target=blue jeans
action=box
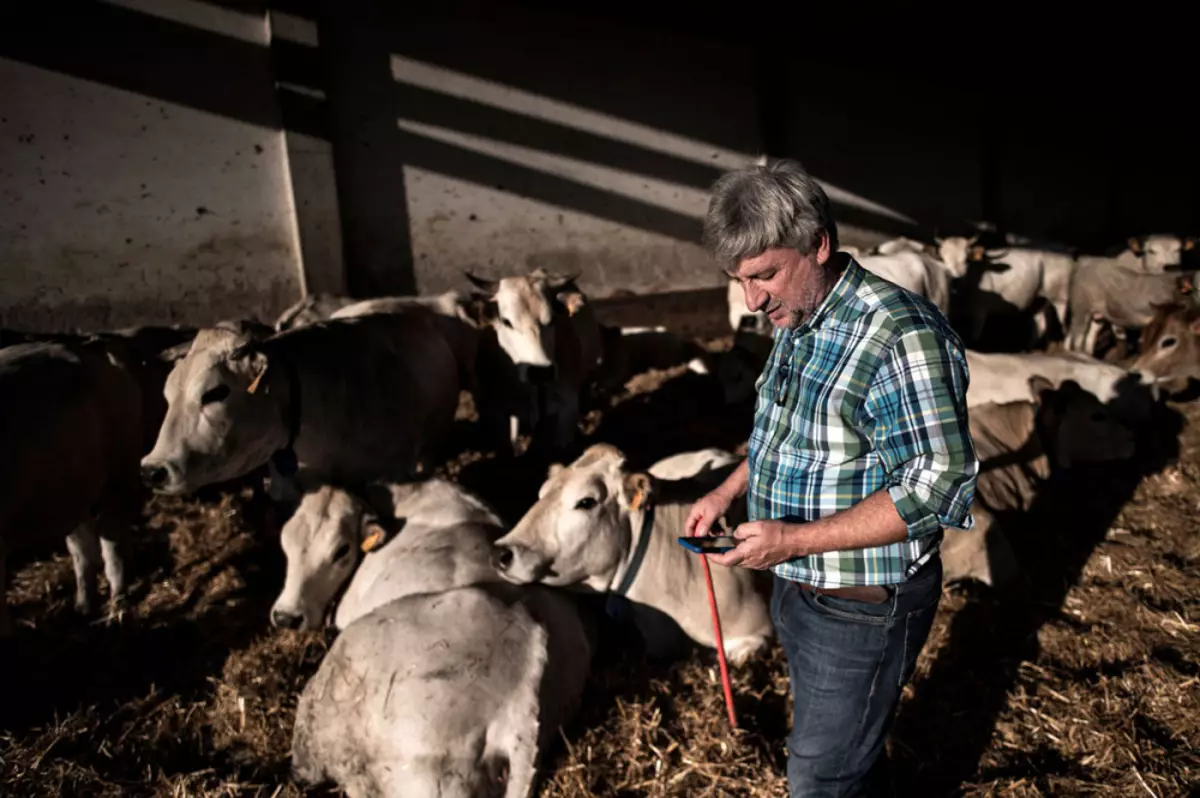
[771,556,943,797]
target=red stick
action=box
[700,554,738,728]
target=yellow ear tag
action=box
[360,526,385,553]
[247,368,265,395]
[1186,238,1197,251]
[629,489,646,512]
[565,294,584,317]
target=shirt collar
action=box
[792,255,864,337]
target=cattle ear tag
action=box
[360,521,387,553]
[562,293,584,317]
[1185,238,1196,251]
[246,363,268,394]
[629,489,646,511]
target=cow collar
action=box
[611,503,655,597]
[271,355,303,477]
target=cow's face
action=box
[467,271,580,381]
[1132,303,1200,385]
[1128,235,1190,273]
[934,235,977,279]
[1030,377,1136,467]
[492,444,647,591]
[140,329,284,495]
[271,486,391,631]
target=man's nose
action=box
[744,283,767,313]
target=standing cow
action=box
[141,310,459,499]
[0,341,144,636]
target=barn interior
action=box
[1,2,1197,797]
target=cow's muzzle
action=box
[271,608,305,630]
[140,461,181,492]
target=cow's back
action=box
[0,343,142,547]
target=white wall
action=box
[0,6,304,332]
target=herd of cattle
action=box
[2,230,1199,796]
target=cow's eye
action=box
[201,384,230,405]
[575,497,598,511]
[501,317,514,329]
[1160,336,1178,349]
[332,542,351,562]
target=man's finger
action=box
[732,522,759,540]
[707,549,742,567]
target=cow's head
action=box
[464,268,581,383]
[1126,234,1193,273]
[933,235,979,279]
[491,443,650,590]
[1029,376,1136,468]
[1131,302,1200,386]
[270,485,395,631]
[140,325,284,494]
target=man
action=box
[686,158,978,796]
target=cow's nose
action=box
[141,464,170,489]
[271,609,304,630]
[491,545,515,572]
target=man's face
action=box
[729,235,831,330]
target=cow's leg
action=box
[1065,309,1092,352]
[100,536,127,616]
[65,523,103,616]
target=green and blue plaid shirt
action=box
[748,257,978,588]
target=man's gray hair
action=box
[702,157,839,269]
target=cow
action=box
[1129,301,1200,390]
[465,269,603,456]
[491,443,772,665]
[1065,256,1196,354]
[872,236,930,256]
[935,237,1075,345]
[274,292,358,331]
[708,328,774,406]
[270,477,506,631]
[857,250,952,315]
[0,341,144,636]
[1120,234,1196,274]
[943,376,1138,588]
[291,582,593,798]
[964,349,1156,423]
[141,310,459,499]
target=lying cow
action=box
[492,443,772,665]
[271,477,505,630]
[936,237,1075,345]
[291,582,592,798]
[1065,255,1196,354]
[964,349,1156,423]
[0,341,144,635]
[466,268,603,455]
[141,310,459,498]
[944,376,1137,588]
[1129,301,1200,389]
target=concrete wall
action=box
[0,1,305,333]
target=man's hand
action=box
[708,520,807,570]
[684,488,735,539]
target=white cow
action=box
[936,237,1075,342]
[1120,234,1195,274]
[857,250,952,315]
[1066,256,1195,354]
[492,444,772,665]
[141,310,460,498]
[465,269,603,454]
[964,349,1156,423]
[270,477,506,631]
[291,582,593,798]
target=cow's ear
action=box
[968,244,985,261]
[230,345,270,394]
[1189,316,1200,337]
[623,472,653,512]
[547,462,565,481]
[1128,236,1143,254]
[360,517,391,553]
[1184,237,1197,251]
[557,291,586,318]
[1028,375,1056,408]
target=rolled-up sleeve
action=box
[864,326,979,539]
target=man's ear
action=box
[622,472,653,511]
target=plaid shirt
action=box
[747,257,978,588]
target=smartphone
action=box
[677,536,739,554]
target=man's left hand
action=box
[707,520,806,570]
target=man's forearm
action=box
[782,489,910,558]
[717,459,750,501]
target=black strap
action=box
[612,504,655,597]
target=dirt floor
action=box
[2,310,1198,797]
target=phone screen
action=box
[677,536,738,554]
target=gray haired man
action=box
[686,158,978,796]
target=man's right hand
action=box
[685,487,735,539]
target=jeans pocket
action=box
[805,587,893,626]
[898,602,938,687]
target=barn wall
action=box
[0,1,306,333]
